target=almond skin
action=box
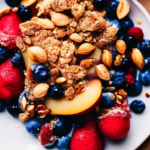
[96,64,110,81]
[101,50,113,68]
[117,0,130,20]
[131,48,145,70]
[51,13,70,26]
[77,43,96,55]
[116,40,126,54]
[21,0,36,6]
[70,33,83,43]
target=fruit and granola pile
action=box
[0,0,149,149]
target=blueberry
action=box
[118,57,131,70]
[143,57,150,70]
[127,80,142,96]
[0,100,6,112]
[10,53,23,66]
[18,91,27,113]
[26,118,42,134]
[100,92,116,108]
[7,99,19,117]
[0,46,9,63]
[105,18,122,37]
[120,17,134,33]
[30,64,37,71]
[94,0,107,10]
[33,64,50,82]
[52,116,72,137]
[130,100,145,114]
[111,71,126,89]
[18,5,32,21]
[72,115,86,128]
[139,70,150,86]
[5,0,21,7]
[48,84,64,100]
[44,140,58,149]
[138,39,150,56]
[57,136,71,150]
[106,1,119,18]
[123,35,137,50]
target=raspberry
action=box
[127,27,144,43]
[125,65,137,75]
[126,74,135,85]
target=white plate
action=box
[0,0,150,150]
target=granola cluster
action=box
[17,0,119,100]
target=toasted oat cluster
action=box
[17,0,119,101]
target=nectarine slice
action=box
[44,79,102,115]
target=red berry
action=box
[125,65,137,75]
[126,74,135,85]
[127,27,144,43]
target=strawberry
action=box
[70,116,104,150]
[0,60,24,100]
[38,123,54,146]
[127,27,144,43]
[98,99,131,140]
[0,9,22,50]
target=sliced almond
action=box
[19,112,31,122]
[21,97,28,111]
[33,83,49,98]
[101,50,113,68]
[31,17,55,29]
[116,40,126,54]
[26,105,35,117]
[21,0,37,6]
[132,48,144,70]
[96,64,110,81]
[26,67,34,81]
[70,33,83,43]
[77,43,95,55]
[28,46,47,63]
[56,77,66,84]
[0,8,11,18]
[117,0,130,20]
[51,13,70,26]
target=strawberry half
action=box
[70,116,104,150]
[98,99,131,140]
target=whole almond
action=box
[33,83,49,98]
[116,40,126,54]
[28,46,48,63]
[70,33,83,43]
[96,64,110,81]
[117,0,130,20]
[77,43,95,55]
[131,48,145,70]
[101,50,113,68]
[26,67,34,81]
[51,13,70,26]
[19,112,31,122]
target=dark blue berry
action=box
[130,100,145,114]
[0,46,9,63]
[120,17,134,33]
[72,115,86,128]
[143,57,150,70]
[0,100,6,112]
[7,99,19,117]
[52,116,72,137]
[48,84,64,100]
[26,118,42,134]
[94,0,107,10]
[106,1,119,18]
[100,92,116,108]
[5,0,21,7]
[111,71,126,89]
[18,5,32,21]
[117,57,131,70]
[30,64,37,71]
[123,35,137,50]
[57,136,71,150]
[10,53,23,66]
[44,140,58,149]
[33,64,50,82]
[127,80,142,96]
[139,70,150,86]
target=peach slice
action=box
[44,79,102,115]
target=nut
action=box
[70,33,83,43]
[19,112,31,122]
[114,54,122,66]
[132,48,144,70]
[20,96,28,111]
[117,0,130,20]
[116,95,123,104]
[0,8,11,18]
[33,83,49,98]
[101,50,113,68]
[56,77,66,84]
[37,104,51,118]
[13,7,18,13]
[26,105,35,117]
[21,0,36,6]
[51,13,70,26]
[118,89,127,98]
[77,43,95,55]
[26,67,34,81]
[80,59,96,69]
[28,46,48,63]
[96,64,110,81]
[104,87,115,91]
[116,40,126,54]
[31,17,55,29]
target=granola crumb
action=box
[65,87,75,100]
[137,20,142,25]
